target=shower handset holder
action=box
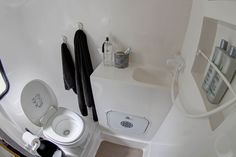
[166,55,185,72]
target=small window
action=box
[0,59,9,99]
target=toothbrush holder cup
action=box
[114,51,129,68]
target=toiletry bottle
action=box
[103,37,113,66]
[207,46,236,104]
[202,39,228,91]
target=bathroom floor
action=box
[95,141,143,157]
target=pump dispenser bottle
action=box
[202,39,228,91]
[207,46,236,104]
[102,37,113,66]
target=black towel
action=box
[74,29,98,121]
[61,43,77,93]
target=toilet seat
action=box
[43,108,84,144]
[21,80,86,145]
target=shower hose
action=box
[171,50,236,118]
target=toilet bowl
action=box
[20,80,88,148]
[43,107,88,147]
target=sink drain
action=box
[63,130,70,136]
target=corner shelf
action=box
[191,17,236,130]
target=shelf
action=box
[191,17,236,130]
[192,72,225,130]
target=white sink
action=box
[132,67,172,87]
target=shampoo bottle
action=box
[202,39,228,91]
[207,46,236,104]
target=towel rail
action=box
[171,50,236,118]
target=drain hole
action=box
[63,130,70,136]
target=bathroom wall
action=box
[0,2,42,132]
[18,0,193,67]
[177,0,236,156]
[181,0,236,128]
[1,0,235,157]
[0,0,193,132]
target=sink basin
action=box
[132,67,172,87]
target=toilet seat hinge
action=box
[39,106,57,125]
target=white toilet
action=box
[20,80,88,150]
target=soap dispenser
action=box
[202,39,228,91]
[102,37,113,66]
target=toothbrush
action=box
[124,48,131,54]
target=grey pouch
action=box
[114,51,129,68]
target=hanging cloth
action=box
[61,42,77,94]
[74,29,98,121]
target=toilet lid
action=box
[21,80,58,127]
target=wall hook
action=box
[78,22,83,30]
[62,35,67,43]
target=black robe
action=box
[74,29,98,121]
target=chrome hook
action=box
[78,22,83,30]
[62,35,67,43]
